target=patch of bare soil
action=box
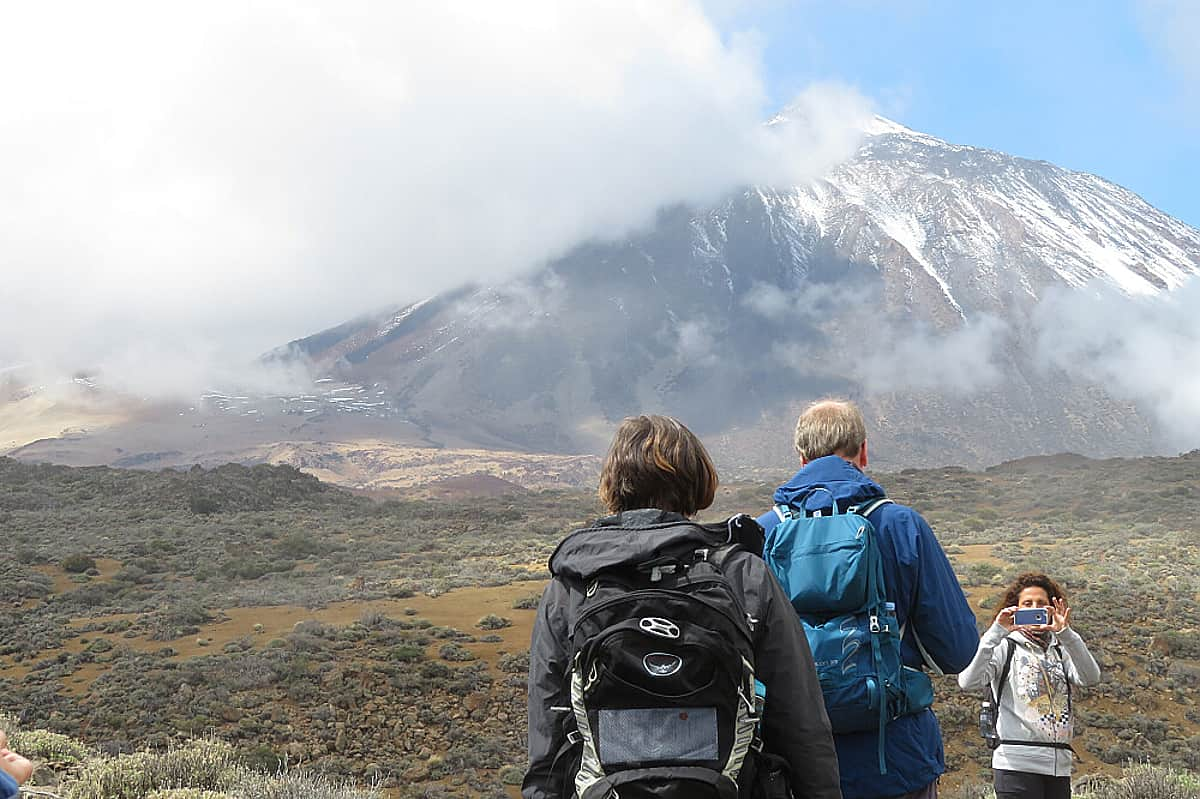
[32,558,123,596]
[40,581,545,690]
[955,544,1005,567]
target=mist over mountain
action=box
[8,117,1200,478]
[267,116,1200,472]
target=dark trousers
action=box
[994,769,1071,799]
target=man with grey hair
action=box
[757,399,977,799]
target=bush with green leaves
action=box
[61,553,98,573]
[1075,765,1200,799]
[389,644,425,662]
[511,593,541,610]
[11,728,92,764]
[476,614,512,630]
[65,739,241,799]
[438,642,476,662]
[16,731,385,799]
[497,651,529,674]
[228,770,380,799]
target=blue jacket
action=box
[757,456,978,799]
[0,769,17,799]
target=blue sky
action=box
[723,1,1200,228]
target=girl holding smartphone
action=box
[958,573,1101,799]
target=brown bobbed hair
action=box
[992,572,1067,622]
[598,415,718,517]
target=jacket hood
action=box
[549,509,723,580]
[772,454,886,512]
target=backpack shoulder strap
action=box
[725,513,764,556]
[851,497,893,517]
[993,638,1017,707]
[1054,642,1073,715]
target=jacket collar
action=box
[772,454,886,512]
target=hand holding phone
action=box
[1013,607,1049,627]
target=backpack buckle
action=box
[649,564,676,582]
[870,614,882,633]
[694,548,710,562]
[567,730,582,745]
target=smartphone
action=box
[1014,607,1049,626]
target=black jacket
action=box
[522,509,842,799]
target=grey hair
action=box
[793,399,866,461]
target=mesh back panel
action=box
[597,707,718,765]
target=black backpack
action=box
[558,515,766,799]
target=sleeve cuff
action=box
[982,621,1008,645]
[1057,627,1084,645]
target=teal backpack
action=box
[763,488,934,773]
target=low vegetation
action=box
[2,451,1199,796]
[0,725,379,798]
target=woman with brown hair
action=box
[523,415,841,799]
[958,573,1101,799]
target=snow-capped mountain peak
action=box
[862,114,935,141]
[263,119,1200,468]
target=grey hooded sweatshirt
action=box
[522,509,842,799]
[958,622,1101,777]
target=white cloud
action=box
[744,281,1008,395]
[672,320,721,367]
[742,280,841,322]
[1140,0,1200,85]
[856,316,1008,395]
[449,274,570,334]
[1032,278,1200,449]
[0,0,870,397]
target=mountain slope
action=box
[277,117,1199,470]
[11,118,1200,476]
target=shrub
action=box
[1156,631,1200,659]
[499,765,525,786]
[61,553,98,573]
[240,743,283,773]
[438,642,476,662]
[511,594,541,610]
[1075,765,1200,799]
[389,644,425,662]
[476,614,512,630]
[358,610,390,629]
[65,739,241,799]
[497,651,529,674]
[188,495,221,515]
[964,562,1002,585]
[229,769,381,798]
[12,728,92,763]
[944,784,995,799]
